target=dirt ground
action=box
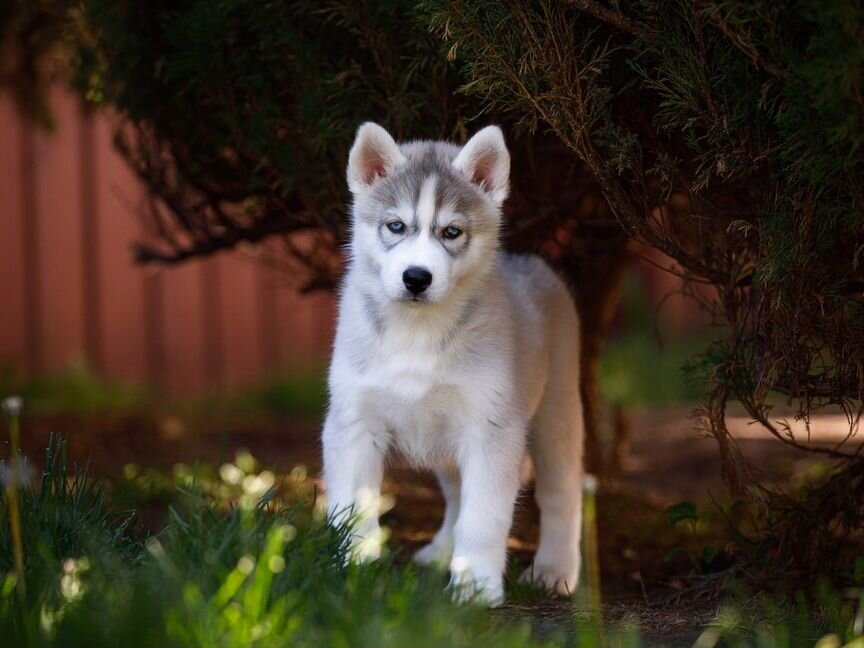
[10,405,853,645]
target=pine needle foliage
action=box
[419,0,864,585]
[0,0,78,129]
[70,0,488,285]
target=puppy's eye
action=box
[443,226,463,240]
[386,221,406,234]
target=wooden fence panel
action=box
[35,88,86,374]
[162,261,206,395]
[0,87,335,395]
[0,96,28,374]
[94,115,150,384]
[219,252,262,392]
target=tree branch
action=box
[697,3,790,81]
[134,216,315,265]
[558,0,650,39]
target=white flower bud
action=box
[1,395,23,418]
[0,460,33,488]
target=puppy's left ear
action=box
[347,122,406,194]
[452,125,510,205]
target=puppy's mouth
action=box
[398,293,431,304]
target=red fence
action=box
[0,88,335,395]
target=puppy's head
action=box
[347,123,509,305]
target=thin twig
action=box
[558,0,650,39]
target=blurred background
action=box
[0,88,334,397]
[0,84,706,409]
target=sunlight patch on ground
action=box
[725,413,860,443]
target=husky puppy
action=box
[323,123,585,604]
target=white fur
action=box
[323,123,585,605]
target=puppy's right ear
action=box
[347,122,405,193]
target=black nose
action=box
[402,267,433,295]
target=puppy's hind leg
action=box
[414,465,460,568]
[520,354,585,596]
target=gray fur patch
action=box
[436,177,485,222]
[438,229,471,257]
[377,223,410,250]
[361,142,492,237]
[362,291,385,335]
[439,294,482,351]
[347,333,375,374]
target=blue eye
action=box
[387,221,406,234]
[443,226,463,240]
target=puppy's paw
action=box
[518,563,579,597]
[448,559,504,607]
[345,527,387,563]
[413,539,453,568]
[351,536,383,562]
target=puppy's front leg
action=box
[322,412,387,560]
[449,426,524,605]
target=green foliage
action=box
[418,0,864,405]
[69,0,488,279]
[696,588,864,648]
[0,435,140,617]
[601,333,706,406]
[666,501,699,527]
[0,437,585,647]
[0,0,79,128]
[854,558,864,586]
[600,276,710,406]
[421,0,864,587]
[218,372,328,417]
[663,499,722,576]
[0,361,326,418]
[0,361,151,415]
[0,435,138,568]
[4,434,864,646]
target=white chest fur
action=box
[354,335,468,464]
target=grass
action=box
[2,402,863,647]
[0,361,152,416]
[2,434,601,648]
